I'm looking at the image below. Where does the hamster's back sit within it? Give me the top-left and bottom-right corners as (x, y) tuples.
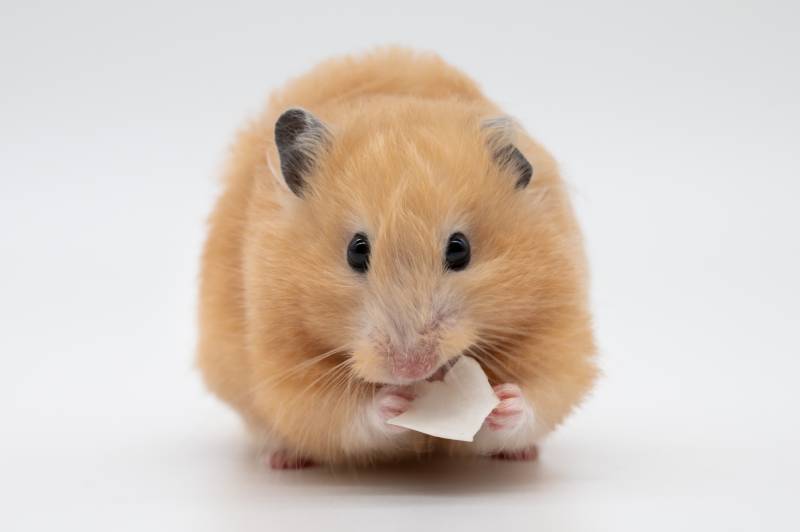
(268, 48), (487, 112)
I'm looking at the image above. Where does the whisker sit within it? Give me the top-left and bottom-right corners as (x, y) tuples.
(468, 343), (517, 383)
(240, 344), (350, 400)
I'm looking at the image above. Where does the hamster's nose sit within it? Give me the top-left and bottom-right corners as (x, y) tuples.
(388, 342), (438, 381)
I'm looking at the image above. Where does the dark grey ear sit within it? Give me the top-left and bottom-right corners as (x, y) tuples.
(482, 117), (533, 189)
(274, 108), (330, 196)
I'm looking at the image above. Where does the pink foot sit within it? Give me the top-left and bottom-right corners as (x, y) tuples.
(266, 450), (315, 470)
(492, 445), (539, 461)
(485, 383), (526, 431)
(373, 385), (415, 432)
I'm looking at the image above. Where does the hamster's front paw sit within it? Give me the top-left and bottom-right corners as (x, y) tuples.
(472, 383), (540, 458)
(485, 383), (528, 431)
(373, 385), (416, 433)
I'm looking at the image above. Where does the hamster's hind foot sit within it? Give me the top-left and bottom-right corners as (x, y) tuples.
(265, 449), (315, 470)
(491, 445), (539, 461)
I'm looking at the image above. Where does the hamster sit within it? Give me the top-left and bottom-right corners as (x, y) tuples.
(197, 48), (597, 469)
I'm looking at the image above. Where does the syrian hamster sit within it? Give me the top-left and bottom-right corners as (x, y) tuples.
(197, 48), (597, 468)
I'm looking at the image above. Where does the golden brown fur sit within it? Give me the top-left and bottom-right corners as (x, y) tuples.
(197, 48), (597, 465)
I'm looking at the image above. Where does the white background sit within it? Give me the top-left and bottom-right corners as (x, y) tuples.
(2, 1), (798, 530)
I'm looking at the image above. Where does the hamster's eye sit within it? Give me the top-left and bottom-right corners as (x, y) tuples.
(445, 232), (470, 271)
(347, 233), (371, 273)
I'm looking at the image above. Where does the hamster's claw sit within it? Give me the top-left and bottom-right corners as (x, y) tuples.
(485, 383), (526, 432)
(265, 450), (315, 470)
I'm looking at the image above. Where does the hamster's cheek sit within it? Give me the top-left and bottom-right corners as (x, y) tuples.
(349, 339), (392, 384)
(437, 318), (477, 360)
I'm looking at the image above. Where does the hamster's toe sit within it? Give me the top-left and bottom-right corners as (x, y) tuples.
(491, 445), (539, 461)
(485, 383), (526, 431)
(265, 450), (315, 470)
(373, 385), (415, 432)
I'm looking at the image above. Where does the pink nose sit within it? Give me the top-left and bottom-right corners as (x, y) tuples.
(389, 347), (437, 381)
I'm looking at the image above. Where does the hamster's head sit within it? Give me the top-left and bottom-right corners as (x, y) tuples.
(257, 102), (582, 385)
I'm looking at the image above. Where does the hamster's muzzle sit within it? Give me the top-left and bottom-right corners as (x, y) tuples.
(387, 338), (439, 381)
(350, 323), (455, 384)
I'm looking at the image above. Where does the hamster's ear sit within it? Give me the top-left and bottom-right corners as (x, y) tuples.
(481, 117), (533, 189)
(274, 108), (331, 196)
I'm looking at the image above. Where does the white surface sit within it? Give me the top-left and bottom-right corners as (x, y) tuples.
(387, 357), (500, 441)
(1, 1), (799, 531)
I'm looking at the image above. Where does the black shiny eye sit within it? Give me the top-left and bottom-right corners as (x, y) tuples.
(347, 233), (370, 273)
(445, 232), (470, 271)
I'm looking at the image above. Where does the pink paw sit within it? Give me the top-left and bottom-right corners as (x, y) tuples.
(491, 445), (539, 461)
(374, 385), (415, 431)
(485, 383), (526, 432)
(266, 450), (315, 470)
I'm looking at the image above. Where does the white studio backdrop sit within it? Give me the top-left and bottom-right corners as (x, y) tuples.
(1, 1), (798, 531)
